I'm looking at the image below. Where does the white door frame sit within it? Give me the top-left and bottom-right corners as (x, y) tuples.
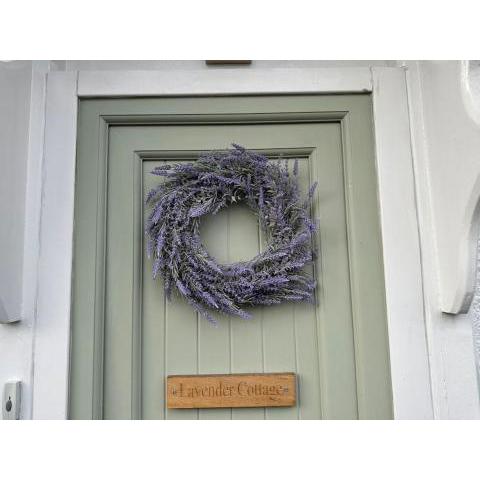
(33, 66), (435, 419)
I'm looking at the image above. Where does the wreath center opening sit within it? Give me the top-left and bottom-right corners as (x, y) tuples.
(199, 201), (260, 264)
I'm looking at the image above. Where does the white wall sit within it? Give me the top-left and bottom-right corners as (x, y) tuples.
(62, 60), (396, 71)
(457, 60), (480, 399)
(0, 61), (50, 419)
(465, 61), (480, 383)
(0, 61), (30, 321)
(0, 61), (34, 418)
(471, 242), (480, 385)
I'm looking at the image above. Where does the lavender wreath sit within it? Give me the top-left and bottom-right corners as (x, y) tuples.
(145, 144), (317, 324)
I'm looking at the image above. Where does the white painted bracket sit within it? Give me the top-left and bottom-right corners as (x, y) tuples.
(421, 61), (480, 314)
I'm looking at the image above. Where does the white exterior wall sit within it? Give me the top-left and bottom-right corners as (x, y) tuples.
(0, 61), (34, 419)
(0, 60), (479, 419)
(471, 246), (480, 383)
(0, 61), (31, 322)
(466, 61), (480, 384)
(0, 61), (51, 419)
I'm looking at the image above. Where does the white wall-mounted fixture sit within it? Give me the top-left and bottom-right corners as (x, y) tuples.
(0, 297), (20, 324)
(2, 381), (21, 420)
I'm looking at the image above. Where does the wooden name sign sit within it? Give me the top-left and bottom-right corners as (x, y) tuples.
(167, 373), (296, 409)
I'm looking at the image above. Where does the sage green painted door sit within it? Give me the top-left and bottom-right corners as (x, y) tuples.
(69, 95), (393, 419)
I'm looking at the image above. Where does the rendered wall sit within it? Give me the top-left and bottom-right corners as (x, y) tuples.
(0, 61), (33, 418)
(466, 61), (480, 383)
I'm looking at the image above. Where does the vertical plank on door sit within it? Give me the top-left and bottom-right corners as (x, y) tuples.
(228, 203), (265, 420)
(262, 159), (298, 420)
(158, 159), (200, 420)
(311, 128), (359, 419)
(164, 297), (199, 419)
(103, 131), (135, 419)
(142, 160), (166, 419)
(197, 206), (232, 419)
(292, 159), (322, 419)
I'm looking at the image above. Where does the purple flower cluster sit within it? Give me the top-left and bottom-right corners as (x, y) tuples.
(145, 144), (317, 324)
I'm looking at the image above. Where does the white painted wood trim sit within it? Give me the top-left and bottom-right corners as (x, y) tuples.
(32, 72), (78, 419)
(35, 66), (435, 418)
(19, 60), (51, 418)
(371, 67), (434, 418)
(78, 67), (373, 97)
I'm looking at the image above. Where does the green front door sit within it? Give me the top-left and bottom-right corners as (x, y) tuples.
(69, 95), (393, 419)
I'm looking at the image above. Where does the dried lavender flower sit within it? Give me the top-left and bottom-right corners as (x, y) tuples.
(145, 145), (317, 324)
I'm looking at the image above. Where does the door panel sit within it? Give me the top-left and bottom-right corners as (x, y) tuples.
(69, 95), (393, 419)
